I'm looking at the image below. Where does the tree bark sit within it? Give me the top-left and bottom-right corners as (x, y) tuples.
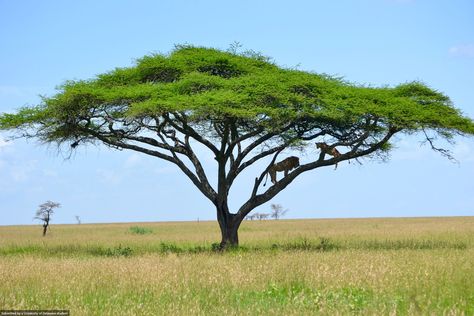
(42, 223), (48, 236)
(216, 206), (243, 249)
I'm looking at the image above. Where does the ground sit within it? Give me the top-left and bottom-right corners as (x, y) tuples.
(0, 217), (473, 315)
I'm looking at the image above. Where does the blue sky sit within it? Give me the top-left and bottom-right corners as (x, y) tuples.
(0, 0), (473, 225)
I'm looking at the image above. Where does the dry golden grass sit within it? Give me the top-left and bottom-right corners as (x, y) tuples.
(2, 216), (472, 248)
(1, 217), (473, 315)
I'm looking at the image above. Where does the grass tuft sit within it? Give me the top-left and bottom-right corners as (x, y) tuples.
(129, 226), (153, 235)
(277, 237), (338, 251)
(351, 239), (467, 250)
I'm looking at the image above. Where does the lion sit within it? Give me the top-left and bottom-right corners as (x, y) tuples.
(264, 156), (300, 186)
(316, 142), (342, 170)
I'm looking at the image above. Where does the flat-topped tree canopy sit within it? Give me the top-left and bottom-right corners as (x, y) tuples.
(1, 45), (473, 248)
(2, 45), (473, 142)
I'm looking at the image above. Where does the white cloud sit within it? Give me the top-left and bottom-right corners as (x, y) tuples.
(449, 44), (474, 58)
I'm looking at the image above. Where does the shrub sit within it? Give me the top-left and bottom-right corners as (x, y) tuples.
(104, 245), (133, 257)
(129, 226), (153, 235)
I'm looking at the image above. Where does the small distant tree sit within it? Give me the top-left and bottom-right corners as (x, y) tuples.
(75, 215), (81, 224)
(248, 214), (257, 220)
(256, 213), (269, 221)
(270, 203), (288, 220)
(34, 201), (60, 236)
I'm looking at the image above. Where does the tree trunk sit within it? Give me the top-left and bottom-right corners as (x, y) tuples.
(42, 223), (48, 236)
(217, 208), (243, 249)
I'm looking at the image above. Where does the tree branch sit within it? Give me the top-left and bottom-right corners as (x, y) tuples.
(237, 127), (398, 218)
(156, 128), (217, 201)
(166, 112), (220, 157)
(249, 148), (284, 198)
(422, 128), (458, 163)
(81, 126), (217, 202)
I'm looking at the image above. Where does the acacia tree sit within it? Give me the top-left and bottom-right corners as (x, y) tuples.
(270, 204), (288, 220)
(1, 46), (473, 248)
(34, 200), (60, 236)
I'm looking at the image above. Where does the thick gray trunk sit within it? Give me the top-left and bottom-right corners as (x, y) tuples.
(217, 206), (242, 249)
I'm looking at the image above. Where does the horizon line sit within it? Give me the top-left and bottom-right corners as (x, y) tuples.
(1, 214), (472, 227)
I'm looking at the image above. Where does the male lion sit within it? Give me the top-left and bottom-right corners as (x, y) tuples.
(264, 156), (300, 186)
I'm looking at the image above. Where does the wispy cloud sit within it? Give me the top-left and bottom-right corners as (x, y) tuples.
(449, 44), (474, 58)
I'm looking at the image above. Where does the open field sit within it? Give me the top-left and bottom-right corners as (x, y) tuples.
(1, 217), (473, 315)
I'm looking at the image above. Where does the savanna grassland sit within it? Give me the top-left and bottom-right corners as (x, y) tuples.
(0, 217), (473, 315)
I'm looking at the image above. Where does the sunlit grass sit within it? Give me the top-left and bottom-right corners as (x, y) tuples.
(0, 217), (473, 315)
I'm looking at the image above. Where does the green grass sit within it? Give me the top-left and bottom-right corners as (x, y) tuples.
(129, 226), (153, 235)
(0, 237), (466, 257)
(0, 217), (473, 315)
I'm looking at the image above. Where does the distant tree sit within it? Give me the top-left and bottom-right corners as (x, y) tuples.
(270, 204), (288, 220)
(34, 201), (60, 236)
(75, 215), (81, 224)
(256, 213), (270, 221)
(2, 46), (474, 248)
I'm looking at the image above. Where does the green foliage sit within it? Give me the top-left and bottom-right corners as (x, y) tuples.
(1, 45), (473, 147)
(1, 237), (466, 257)
(272, 237), (338, 251)
(129, 226), (153, 235)
(159, 242), (183, 254)
(103, 245), (133, 257)
(350, 238), (467, 250)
